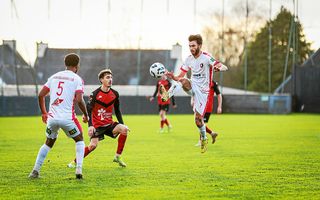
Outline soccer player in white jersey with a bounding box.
[29,53,89,179]
[161,34,228,153]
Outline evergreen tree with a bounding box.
[245,6,312,92]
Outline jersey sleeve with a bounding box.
[75,77,84,93]
[43,77,51,91]
[180,57,191,72]
[180,64,189,73]
[209,55,217,66]
[113,90,124,124]
[209,55,228,72]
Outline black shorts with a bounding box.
[203,112,211,123]
[91,122,119,140]
[158,104,169,112]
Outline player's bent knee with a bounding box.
[121,125,129,134]
[121,128,128,135]
[114,124,129,135]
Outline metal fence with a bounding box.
[0,95,292,116]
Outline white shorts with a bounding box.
[45,118,82,139]
[191,82,209,116]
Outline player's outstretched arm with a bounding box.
[213,61,228,72]
[38,86,50,123]
[75,92,89,123]
[165,70,187,81]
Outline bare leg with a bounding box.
[29,137,56,178]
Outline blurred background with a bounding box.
[0,0,319,115]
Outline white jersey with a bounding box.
[44,70,84,120]
[180,51,217,93]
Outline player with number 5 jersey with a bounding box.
[29,53,89,180]
[45,68,84,119]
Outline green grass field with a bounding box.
[0,114,319,199]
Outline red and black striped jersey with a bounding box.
[87,87,123,128]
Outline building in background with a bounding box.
[34,42,180,85]
[0,40,35,86]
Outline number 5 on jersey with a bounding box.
[56,81,64,96]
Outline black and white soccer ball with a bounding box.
[149,62,166,78]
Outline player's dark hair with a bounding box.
[98,69,113,81]
[64,53,80,67]
[188,34,203,45]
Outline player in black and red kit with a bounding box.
[149,75,176,133]
[68,69,129,168]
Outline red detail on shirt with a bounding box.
[75,89,84,93]
[43,85,50,92]
[202,51,213,57]
[205,81,220,113]
[51,98,64,106]
[213,61,220,66]
[205,86,215,113]
[180,67,188,72]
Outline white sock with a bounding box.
[75,141,85,171]
[168,81,182,98]
[199,125,207,140]
[33,144,51,172]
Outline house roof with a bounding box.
[34,47,177,85]
[0,44,35,85]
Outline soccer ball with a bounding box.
[149,62,166,78]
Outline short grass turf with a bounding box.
[0,114,319,199]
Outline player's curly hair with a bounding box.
[64,53,80,67]
[188,34,202,45]
[98,69,113,81]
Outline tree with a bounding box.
[201,0,266,88]
[244,6,312,92]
